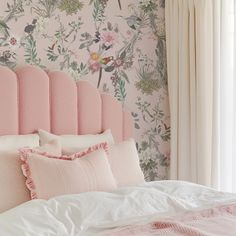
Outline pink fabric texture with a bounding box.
[19,142,116,200]
[101,203,236,236]
[108,139,145,187]
[0,66,133,142]
[102,94,123,143]
[77,81,102,135]
[49,71,78,135]
[17,66,50,134]
[0,67,18,135]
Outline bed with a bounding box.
[0,66,236,236]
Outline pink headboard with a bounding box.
[0,66,133,142]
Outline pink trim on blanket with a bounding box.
[19,142,108,199]
[101,203,236,236]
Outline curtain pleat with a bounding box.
[166,0,213,186]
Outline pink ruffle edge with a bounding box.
[68,142,109,160]
[19,148,39,200]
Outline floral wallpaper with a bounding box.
[0,0,170,180]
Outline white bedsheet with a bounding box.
[0,180,236,236]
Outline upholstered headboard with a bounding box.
[0,66,133,142]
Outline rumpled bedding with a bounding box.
[0,181,236,236]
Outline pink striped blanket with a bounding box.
[102,203,236,236]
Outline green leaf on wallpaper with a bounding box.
[24,37,37,63]
[139,1,157,13]
[114,79,126,102]
[141,141,149,151]
[79,41,93,49]
[59,0,84,15]
[32,0,58,18]
[0,60,16,69]
[157,125,161,134]
[120,70,129,83]
[135,123,140,129]
[107,22,112,31]
[47,48,59,61]
[161,126,171,142]
[159,154,169,167]
[4,0,24,22]
[24,36,44,68]
[79,62,86,71]
[104,65,115,72]
[140,158,158,172]
[131,112,138,118]
[119,50,126,60]
[135,78,161,95]
[93,0,106,22]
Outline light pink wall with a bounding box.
[0,0,170,180]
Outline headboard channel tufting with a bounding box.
[0,65,133,142]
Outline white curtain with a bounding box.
[165,0,213,186]
[165,0,236,192]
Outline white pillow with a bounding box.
[38,129,114,154]
[108,139,145,187]
[0,134,39,150]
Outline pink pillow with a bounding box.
[108,139,145,187]
[19,144,117,200]
[0,140,61,213]
[0,150,31,213]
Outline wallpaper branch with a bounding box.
[0,0,170,180]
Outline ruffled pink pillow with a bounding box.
[0,139,61,213]
[19,142,116,200]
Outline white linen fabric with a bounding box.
[0,134,39,150]
[165,0,213,185]
[0,181,235,236]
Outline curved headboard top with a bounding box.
[0,65,133,142]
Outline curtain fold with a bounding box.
[165,0,213,186]
[166,0,236,192]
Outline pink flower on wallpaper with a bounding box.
[126,30,133,37]
[8,34,20,51]
[89,52,102,73]
[90,62,101,73]
[9,37,17,45]
[114,58,123,67]
[101,31,118,45]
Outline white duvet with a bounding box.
[1,180,236,236]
